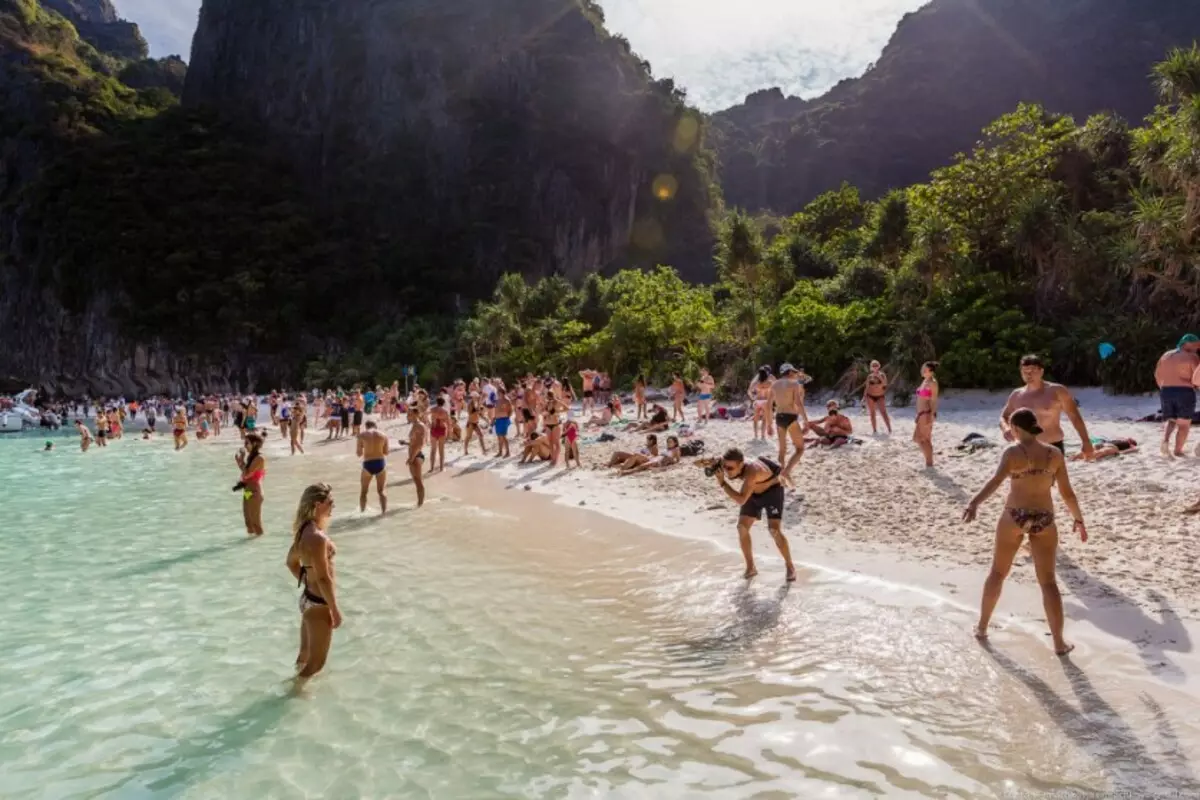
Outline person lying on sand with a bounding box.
[619,436,682,476]
[1071,437,1137,461]
[804,400,853,447]
[606,434,659,469]
[963,408,1087,656]
[629,404,669,432]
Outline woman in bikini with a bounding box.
[463,394,488,456]
[634,375,647,420]
[286,483,341,679]
[290,397,307,455]
[749,367,773,441]
[696,368,716,424]
[863,360,892,435]
[542,390,564,465]
[172,407,189,450]
[429,397,450,472]
[235,432,267,536]
[913,361,939,467]
[964,408,1087,655]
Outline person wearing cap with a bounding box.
[1153,334,1200,457]
[965,407,1087,655]
[771,363,809,485]
[1000,354,1094,460]
[804,399,854,447]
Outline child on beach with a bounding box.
[563,420,581,469]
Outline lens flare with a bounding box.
[652,174,678,201]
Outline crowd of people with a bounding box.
[22,331,1200,679]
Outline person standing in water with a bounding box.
[406,407,427,507]
[356,420,390,514]
[289,398,306,455]
[1153,334,1200,457]
[235,433,267,536]
[863,360,892,434]
[286,483,341,679]
[913,362,939,467]
[964,409,1087,655]
[463,393,488,456]
[771,363,808,486]
[172,407,189,451]
[75,419,92,452]
[715,448,797,582]
[1000,354,1094,460]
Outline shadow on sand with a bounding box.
[921,468,973,504]
[981,643,1199,796]
[665,583,792,668]
[1057,553,1192,683]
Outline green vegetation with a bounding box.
[4,0,1200,395]
[444,51,1200,396]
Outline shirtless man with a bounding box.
[494,388,513,457]
[1153,334,1200,457]
[999,355,1093,460]
[771,363,808,486]
[579,369,598,418]
[356,421,390,514]
[715,448,796,582]
[805,400,854,447]
[75,419,92,452]
[406,409,427,507]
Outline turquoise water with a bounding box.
[0,429,1194,798]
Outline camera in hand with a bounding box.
[703,464,720,478]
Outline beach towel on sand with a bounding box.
[679,440,704,457]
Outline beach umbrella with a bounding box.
[1098,342,1116,360]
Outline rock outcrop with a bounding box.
[183,0,717,285]
[713,0,1200,212]
[41,0,147,60]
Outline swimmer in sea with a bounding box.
[286,483,341,679]
[964,408,1086,655]
[356,420,390,514]
[407,408,427,507]
[75,420,92,452]
[235,433,267,536]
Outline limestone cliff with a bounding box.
[183,0,717,286]
[714,0,1200,212]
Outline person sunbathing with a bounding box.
[630,404,669,433]
[620,436,682,475]
[607,435,659,469]
[586,400,619,427]
[804,400,854,447]
[1072,437,1137,461]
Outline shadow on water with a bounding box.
[1058,553,1192,683]
[105,691,295,795]
[666,583,792,668]
[981,643,1199,796]
[110,539,254,579]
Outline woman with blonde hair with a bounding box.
[862,360,891,434]
[286,483,341,678]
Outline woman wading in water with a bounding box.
[964,408,1087,655]
[286,483,341,678]
[235,433,267,536]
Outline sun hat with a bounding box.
[779,363,798,375]
[1178,333,1199,349]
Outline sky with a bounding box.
[112,0,928,111]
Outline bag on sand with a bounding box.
[679,440,705,457]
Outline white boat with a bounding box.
[0,389,42,433]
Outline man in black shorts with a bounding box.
[715,448,797,582]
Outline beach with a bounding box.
[3,388,1200,798]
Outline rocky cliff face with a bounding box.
[183,0,716,285]
[41,0,146,59]
[714,0,1200,212]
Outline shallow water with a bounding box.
[1,429,1196,798]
